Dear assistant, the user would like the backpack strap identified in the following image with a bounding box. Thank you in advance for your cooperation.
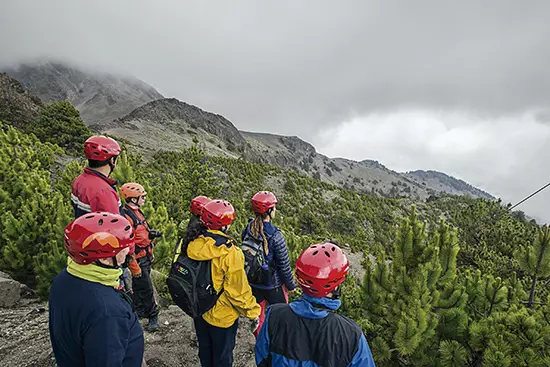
[122,205,144,229]
[172,237,184,264]
[204,231,235,248]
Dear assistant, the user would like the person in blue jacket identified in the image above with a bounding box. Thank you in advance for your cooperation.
[255,242,376,367]
[242,191,296,337]
[48,212,144,367]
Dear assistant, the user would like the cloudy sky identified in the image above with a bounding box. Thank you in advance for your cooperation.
[2,0,550,221]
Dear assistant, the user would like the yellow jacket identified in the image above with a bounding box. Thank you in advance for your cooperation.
[187,229,260,328]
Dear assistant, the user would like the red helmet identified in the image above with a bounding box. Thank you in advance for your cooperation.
[84,136,121,161]
[201,200,236,230]
[251,191,278,214]
[64,212,135,265]
[296,243,349,298]
[190,196,212,216]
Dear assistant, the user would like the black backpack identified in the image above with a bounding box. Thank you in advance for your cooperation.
[240,234,270,284]
[166,239,222,318]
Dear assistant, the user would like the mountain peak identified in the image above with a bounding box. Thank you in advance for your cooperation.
[2,60,163,126]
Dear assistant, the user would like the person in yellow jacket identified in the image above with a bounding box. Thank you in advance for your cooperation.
[186,199,260,367]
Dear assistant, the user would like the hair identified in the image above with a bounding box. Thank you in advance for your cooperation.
[181,215,206,252]
[88,156,116,169]
[88,155,118,168]
[88,159,108,168]
[250,209,272,255]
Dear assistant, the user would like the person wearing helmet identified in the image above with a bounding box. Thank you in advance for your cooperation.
[49,213,144,367]
[181,195,212,252]
[71,136,122,218]
[120,182,162,332]
[186,199,261,367]
[255,242,376,367]
[242,191,296,337]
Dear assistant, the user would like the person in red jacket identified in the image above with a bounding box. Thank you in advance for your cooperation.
[71,135,122,218]
[121,182,162,332]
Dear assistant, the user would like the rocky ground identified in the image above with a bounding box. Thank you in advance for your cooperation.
[0,301,257,367]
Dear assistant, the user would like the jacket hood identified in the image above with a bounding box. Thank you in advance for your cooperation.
[187,230,234,261]
[289,294,342,319]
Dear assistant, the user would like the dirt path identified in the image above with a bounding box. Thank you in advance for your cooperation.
[0,302,257,367]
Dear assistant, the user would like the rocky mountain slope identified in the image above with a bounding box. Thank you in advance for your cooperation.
[101,98,247,157]
[405,170,494,200]
[0,73,43,130]
[2,60,494,201]
[102,98,493,200]
[2,61,163,126]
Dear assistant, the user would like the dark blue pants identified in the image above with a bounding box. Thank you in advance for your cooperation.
[194,317,238,367]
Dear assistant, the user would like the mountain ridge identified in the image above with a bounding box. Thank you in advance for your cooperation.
[1,60,495,201]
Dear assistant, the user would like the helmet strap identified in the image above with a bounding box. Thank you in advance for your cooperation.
[107,156,117,176]
[93,257,120,270]
[328,286,341,300]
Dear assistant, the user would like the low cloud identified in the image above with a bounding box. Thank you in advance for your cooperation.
[314,109,550,222]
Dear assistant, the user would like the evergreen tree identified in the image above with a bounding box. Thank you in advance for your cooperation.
[28,101,91,153]
[515,225,550,308]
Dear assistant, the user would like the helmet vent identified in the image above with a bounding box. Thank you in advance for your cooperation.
[79,252,88,257]
[129,233,135,239]
[85,215,94,219]
[124,225,131,231]
[110,219,119,223]
[312,251,319,256]
[311,245,317,249]
[305,280,313,284]
[331,247,336,251]
[324,251,331,257]
[98,219,103,226]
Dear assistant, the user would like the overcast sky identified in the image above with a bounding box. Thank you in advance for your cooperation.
[2,0,550,221]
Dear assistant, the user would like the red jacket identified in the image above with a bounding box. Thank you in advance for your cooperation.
[71,168,121,218]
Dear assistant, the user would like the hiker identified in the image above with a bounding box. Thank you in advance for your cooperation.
[255,242,376,367]
[187,195,212,241]
[49,212,144,367]
[187,199,261,367]
[121,182,162,332]
[241,191,296,337]
[71,135,122,218]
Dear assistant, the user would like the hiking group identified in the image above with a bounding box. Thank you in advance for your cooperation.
[48,135,376,366]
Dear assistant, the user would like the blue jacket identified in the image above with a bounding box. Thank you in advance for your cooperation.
[48,269,144,367]
[242,220,296,291]
[255,294,376,367]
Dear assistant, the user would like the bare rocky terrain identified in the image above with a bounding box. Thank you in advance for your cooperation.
[0,300,257,367]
